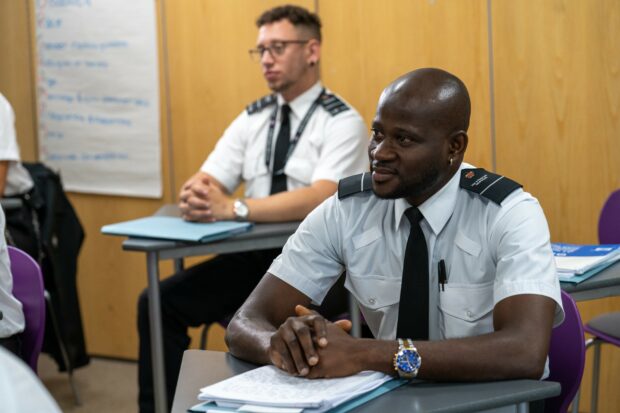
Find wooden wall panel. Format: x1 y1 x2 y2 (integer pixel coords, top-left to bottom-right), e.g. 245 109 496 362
493 0 620 411
319 0 493 169
0 0 37 160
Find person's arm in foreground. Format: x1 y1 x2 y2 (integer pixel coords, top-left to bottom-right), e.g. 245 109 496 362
226 273 556 381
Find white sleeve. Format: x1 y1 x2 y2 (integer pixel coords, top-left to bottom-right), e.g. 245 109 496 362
200 111 248 193
310 110 369 183
0 95 20 161
268 195 345 304
489 196 565 327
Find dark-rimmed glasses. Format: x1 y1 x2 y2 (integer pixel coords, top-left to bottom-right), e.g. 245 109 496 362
248 40 309 62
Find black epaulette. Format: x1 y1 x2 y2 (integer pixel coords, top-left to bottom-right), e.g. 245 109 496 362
338 172 372 199
246 94 277 115
460 168 522 205
319 92 350 116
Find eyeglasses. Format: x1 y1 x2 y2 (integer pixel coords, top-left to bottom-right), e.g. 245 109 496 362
248 40 309 62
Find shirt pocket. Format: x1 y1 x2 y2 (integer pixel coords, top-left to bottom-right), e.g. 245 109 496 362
438 281 494 339
345 273 401 310
242 153 267 181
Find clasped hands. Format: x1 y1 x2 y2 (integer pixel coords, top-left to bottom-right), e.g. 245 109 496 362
179 172 233 222
269 305 361 379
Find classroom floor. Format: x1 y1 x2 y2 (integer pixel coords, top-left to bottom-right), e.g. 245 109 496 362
38 354 137 413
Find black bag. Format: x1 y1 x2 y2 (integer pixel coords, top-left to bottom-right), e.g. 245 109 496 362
6 163 89 371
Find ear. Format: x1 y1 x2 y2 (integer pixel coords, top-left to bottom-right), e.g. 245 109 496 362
306 38 321 65
448 130 468 159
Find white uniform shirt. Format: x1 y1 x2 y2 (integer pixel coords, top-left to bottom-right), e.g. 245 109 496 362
0 93 34 197
201 82 369 197
0 207 25 338
269 162 564 376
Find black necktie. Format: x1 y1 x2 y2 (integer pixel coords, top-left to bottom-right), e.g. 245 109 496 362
270 104 291 194
396 207 429 340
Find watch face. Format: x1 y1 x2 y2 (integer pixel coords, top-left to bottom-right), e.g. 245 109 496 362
397 349 421 373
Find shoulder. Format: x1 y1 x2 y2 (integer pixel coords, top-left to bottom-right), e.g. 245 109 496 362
338 172 373 200
318 91 351 117
459 168 522 205
245 94 276 115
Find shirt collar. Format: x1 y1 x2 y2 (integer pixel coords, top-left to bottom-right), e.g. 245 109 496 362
393 162 470 234
277 81 323 118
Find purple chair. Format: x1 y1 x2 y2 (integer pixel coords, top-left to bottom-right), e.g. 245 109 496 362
545 290 586 413
581 189 620 413
8 245 46 373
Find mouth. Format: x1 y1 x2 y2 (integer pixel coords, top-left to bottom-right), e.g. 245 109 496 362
264 71 279 81
371 165 397 183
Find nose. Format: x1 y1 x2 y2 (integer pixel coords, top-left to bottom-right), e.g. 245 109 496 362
370 138 395 161
261 49 275 66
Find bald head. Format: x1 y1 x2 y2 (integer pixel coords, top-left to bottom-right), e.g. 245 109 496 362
379 68 471 135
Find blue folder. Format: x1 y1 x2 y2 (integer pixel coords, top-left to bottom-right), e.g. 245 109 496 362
101 216 253 243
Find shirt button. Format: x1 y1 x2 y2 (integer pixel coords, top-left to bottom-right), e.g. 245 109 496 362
368 298 376 305
466 310 474 318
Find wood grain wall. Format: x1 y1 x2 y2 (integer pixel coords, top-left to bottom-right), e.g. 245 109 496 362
0 1 618 410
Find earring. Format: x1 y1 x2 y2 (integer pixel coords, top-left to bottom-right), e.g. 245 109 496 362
449 157 453 165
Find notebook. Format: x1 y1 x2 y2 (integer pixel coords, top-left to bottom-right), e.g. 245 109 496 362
101 216 252 243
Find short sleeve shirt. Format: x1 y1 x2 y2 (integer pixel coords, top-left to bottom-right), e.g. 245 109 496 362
269 162 564 342
200 82 369 197
0 93 34 196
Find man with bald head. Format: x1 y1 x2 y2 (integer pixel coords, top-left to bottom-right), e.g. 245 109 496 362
226 68 563 383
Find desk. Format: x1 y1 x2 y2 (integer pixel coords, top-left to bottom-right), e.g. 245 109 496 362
171 350 560 413
0 197 23 211
561 261 620 302
118 204 302 413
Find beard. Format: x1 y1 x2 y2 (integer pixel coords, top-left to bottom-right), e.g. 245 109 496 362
373 162 443 200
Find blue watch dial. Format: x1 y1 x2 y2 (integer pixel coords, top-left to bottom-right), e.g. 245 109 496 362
397 349 421 373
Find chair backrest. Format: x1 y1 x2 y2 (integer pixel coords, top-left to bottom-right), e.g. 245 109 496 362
8 246 46 373
545 290 586 413
598 189 620 243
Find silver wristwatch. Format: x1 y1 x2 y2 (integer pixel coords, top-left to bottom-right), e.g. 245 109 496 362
233 199 249 221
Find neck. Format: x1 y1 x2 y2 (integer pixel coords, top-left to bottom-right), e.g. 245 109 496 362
281 71 320 102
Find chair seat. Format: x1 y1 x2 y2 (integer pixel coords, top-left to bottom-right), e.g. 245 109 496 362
584 312 620 346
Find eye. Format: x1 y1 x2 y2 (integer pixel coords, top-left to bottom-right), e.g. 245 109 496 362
370 129 384 142
271 42 286 55
396 135 414 144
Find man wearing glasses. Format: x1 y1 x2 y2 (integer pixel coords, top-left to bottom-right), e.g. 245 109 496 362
137 5 368 412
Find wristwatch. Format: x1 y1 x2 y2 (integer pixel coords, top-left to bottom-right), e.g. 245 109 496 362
232 199 249 221
393 338 421 379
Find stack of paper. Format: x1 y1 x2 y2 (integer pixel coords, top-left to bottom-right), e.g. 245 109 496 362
552 243 620 282
191 365 396 413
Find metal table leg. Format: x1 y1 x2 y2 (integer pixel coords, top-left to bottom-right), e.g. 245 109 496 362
146 251 167 413
516 401 530 413
349 293 361 338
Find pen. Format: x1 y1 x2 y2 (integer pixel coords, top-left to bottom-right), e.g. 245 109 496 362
438 259 447 292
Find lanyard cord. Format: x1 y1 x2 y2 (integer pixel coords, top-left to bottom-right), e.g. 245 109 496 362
264 88 325 170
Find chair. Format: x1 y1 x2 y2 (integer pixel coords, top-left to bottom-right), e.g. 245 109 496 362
580 189 620 413
545 290 586 413
8 245 46 373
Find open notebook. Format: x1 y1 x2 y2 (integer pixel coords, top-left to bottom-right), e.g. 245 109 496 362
101 216 252 243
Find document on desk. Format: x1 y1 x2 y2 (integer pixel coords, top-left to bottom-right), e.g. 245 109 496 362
553 243 620 282
101 216 252 243
192 365 400 413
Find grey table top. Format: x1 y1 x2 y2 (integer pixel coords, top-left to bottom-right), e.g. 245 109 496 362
171 350 560 413
0 198 23 211
561 260 620 302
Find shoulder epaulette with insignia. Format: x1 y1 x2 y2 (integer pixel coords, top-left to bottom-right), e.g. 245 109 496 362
338 172 372 199
319 92 350 116
460 168 522 205
246 94 276 115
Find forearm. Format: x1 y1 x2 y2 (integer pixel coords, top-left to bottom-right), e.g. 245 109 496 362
225 309 276 365
245 180 336 222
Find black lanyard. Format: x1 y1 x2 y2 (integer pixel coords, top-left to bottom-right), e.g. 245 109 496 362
264 88 325 170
